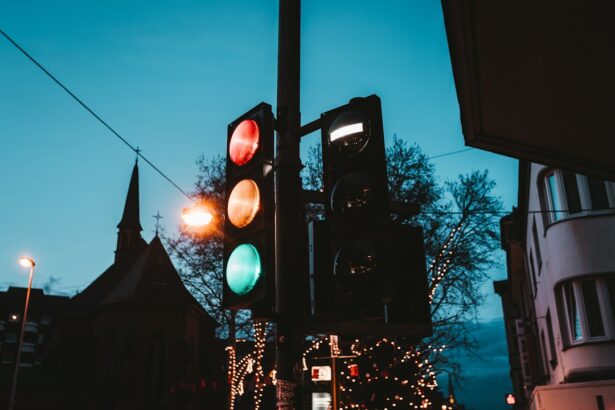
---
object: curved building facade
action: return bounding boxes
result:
[497,161,615,409]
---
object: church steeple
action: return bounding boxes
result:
[115,161,145,261]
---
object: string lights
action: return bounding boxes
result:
[303,336,444,409]
[427,220,464,303]
[225,220,467,409]
[226,321,268,410]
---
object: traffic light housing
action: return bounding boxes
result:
[319,95,391,313]
[308,94,432,337]
[223,103,275,313]
[385,224,432,335]
[308,220,431,337]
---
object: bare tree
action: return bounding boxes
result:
[169,136,502,407]
[302,136,503,381]
[165,155,252,338]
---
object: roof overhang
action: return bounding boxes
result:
[441,0,615,179]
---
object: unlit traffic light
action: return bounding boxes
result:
[319,95,390,314]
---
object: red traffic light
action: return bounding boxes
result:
[229,119,260,166]
[348,363,359,377]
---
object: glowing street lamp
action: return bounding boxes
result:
[19,257,35,268]
[8,256,36,410]
[182,202,214,228]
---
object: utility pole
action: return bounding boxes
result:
[275,0,304,408]
[9,257,36,410]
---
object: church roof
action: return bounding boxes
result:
[71,162,215,326]
[70,245,144,310]
[71,237,213,325]
[102,236,207,315]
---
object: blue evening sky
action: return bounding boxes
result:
[1,1,516,408]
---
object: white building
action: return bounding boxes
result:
[497,161,615,409]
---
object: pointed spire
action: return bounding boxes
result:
[115,161,146,261]
[117,160,142,231]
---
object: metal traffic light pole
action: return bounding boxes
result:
[275,0,304,408]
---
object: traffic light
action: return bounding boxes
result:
[307,95,432,337]
[223,103,275,313]
[308,220,432,337]
[385,223,432,335]
[319,95,391,314]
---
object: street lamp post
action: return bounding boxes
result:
[8,256,36,410]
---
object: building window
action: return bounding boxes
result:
[1,343,16,364]
[558,277,614,345]
[540,330,550,378]
[20,344,35,367]
[540,169,615,226]
[581,280,605,337]
[532,218,542,273]
[545,172,565,222]
[529,250,537,297]
[561,171,582,214]
[606,276,615,323]
[4,332,18,343]
[588,177,609,210]
[563,282,583,341]
[545,310,558,369]
[523,360,531,378]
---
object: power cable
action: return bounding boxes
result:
[427,147,474,160]
[0,28,192,200]
[3,29,610,218]
[418,207,615,216]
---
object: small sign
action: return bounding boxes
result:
[312,392,332,410]
[311,366,332,382]
[330,335,340,357]
[505,393,516,405]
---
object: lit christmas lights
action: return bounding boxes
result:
[226,321,269,410]
[304,336,443,409]
[427,221,464,303]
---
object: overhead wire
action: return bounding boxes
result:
[0,28,192,200]
[427,147,474,160]
[418,208,615,215]
[5,29,607,220]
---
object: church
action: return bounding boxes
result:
[0,162,224,409]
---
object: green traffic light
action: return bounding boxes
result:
[226,244,262,295]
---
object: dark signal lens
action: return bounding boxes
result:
[330,173,374,218]
[333,240,377,294]
[229,119,260,166]
[227,179,260,228]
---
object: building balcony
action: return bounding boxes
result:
[545,211,615,284]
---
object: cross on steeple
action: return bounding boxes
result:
[135,146,142,163]
[153,211,163,236]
